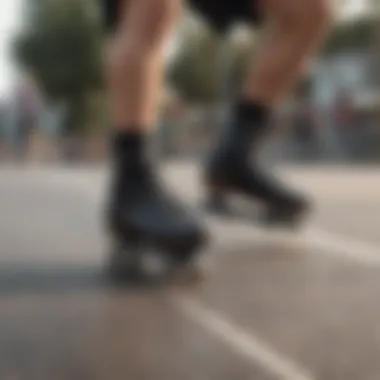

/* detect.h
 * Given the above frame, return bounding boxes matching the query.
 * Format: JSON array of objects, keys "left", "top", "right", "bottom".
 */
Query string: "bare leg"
[
  {"left": 244, "top": 0, "right": 331, "bottom": 105},
  {"left": 107, "top": 0, "right": 182, "bottom": 131},
  {"left": 105, "top": 0, "right": 206, "bottom": 283},
  {"left": 205, "top": 0, "right": 331, "bottom": 225}
]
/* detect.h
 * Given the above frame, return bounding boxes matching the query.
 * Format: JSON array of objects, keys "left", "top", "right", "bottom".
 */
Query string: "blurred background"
[
  {"left": 1, "top": 2, "right": 380, "bottom": 380},
  {"left": 0, "top": 0, "right": 379, "bottom": 164}
]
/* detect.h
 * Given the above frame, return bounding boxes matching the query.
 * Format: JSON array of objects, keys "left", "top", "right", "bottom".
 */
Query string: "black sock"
[
  {"left": 233, "top": 100, "right": 270, "bottom": 136},
  {"left": 112, "top": 130, "right": 149, "bottom": 172},
  {"left": 213, "top": 100, "right": 271, "bottom": 162}
]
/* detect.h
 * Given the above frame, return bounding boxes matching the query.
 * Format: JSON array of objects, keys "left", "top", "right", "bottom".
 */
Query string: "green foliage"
[
  {"left": 168, "top": 23, "right": 255, "bottom": 104},
  {"left": 84, "top": 90, "right": 109, "bottom": 135},
  {"left": 226, "top": 34, "right": 256, "bottom": 94},
  {"left": 322, "top": 17, "right": 373, "bottom": 55},
  {"left": 168, "top": 25, "right": 222, "bottom": 104},
  {"left": 14, "top": 0, "right": 104, "bottom": 134}
]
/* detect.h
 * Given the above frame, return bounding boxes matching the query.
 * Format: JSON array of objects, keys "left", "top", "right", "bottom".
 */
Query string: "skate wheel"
[
  {"left": 108, "top": 240, "right": 171, "bottom": 285},
  {"left": 107, "top": 240, "right": 208, "bottom": 287}
]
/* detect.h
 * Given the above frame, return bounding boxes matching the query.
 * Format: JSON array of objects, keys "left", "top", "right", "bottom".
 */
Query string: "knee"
[{"left": 304, "top": 0, "right": 331, "bottom": 33}]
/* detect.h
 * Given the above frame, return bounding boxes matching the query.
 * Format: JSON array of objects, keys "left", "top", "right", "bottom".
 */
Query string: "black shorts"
[
  {"left": 189, "top": 0, "right": 262, "bottom": 32},
  {"left": 102, "top": 0, "right": 120, "bottom": 31},
  {"left": 101, "top": 0, "right": 262, "bottom": 33}
]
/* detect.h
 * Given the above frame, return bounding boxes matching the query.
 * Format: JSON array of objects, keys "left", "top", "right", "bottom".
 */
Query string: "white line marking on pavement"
[
  {"left": 208, "top": 221, "right": 380, "bottom": 266},
  {"left": 175, "top": 296, "right": 315, "bottom": 380},
  {"left": 302, "top": 228, "right": 380, "bottom": 265},
  {"left": 238, "top": 226, "right": 380, "bottom": 266}
]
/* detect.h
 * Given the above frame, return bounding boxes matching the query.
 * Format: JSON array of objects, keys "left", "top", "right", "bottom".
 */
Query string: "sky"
[
  {"left": 339, "top": 0, "right": 370, "bottom": 18},
  {"left": 0, "top": 0, "right": 371, "bottom": 97},
  {"left": 0, "top": 0, "right": 22, "bottom": 97}
]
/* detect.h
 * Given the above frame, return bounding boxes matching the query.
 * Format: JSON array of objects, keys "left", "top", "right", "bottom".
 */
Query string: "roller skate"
[
  {"left": 203, "top": 154, "right": 310, "bottom": 229},
  {"left": 106, "top": 138, "right": 208, "bottom": 286},
  {"left": 202, "top": 101, "right": 311, "bottom": 229},
  {"left": 203, "top": 157, "right": 310, "bottom": 229}
]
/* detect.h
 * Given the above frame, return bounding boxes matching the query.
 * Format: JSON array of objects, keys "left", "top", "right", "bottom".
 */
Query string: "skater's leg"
[
  {"left": 244, "top": 0, "right": 331, "bottom": 104},
  {"left": 104, "top": 0, "right": 206, "bottom": 281},
  {"left": 218, "top": 0, "right": 331, "bottom": 150},
  {"left": 107, "top": 0, "right": 182, "bottom": 130},
  {"left": 205, "top": 0, "right": 331, "bottom": 222},
  {"left": 212, "top": 0, "right": 331, "bottom": 161}
]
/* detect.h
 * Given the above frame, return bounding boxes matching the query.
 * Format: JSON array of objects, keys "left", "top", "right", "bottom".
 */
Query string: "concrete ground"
[{"left": 0, "top": 162, "right": 379, "bottom": 380}]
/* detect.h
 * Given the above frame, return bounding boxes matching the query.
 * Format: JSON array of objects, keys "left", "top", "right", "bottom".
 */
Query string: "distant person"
[
  {"left": 293, "top": 97, "right": 320, "bottom": 160},
  {"left": 12, "top": 76, "right": 43, "bottom": 161},
  {"left": 333, "top": 88, "right": 356, "bottom": 159}
]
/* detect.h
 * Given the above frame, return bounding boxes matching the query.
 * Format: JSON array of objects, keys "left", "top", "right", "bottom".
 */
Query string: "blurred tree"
[
  {"left": 168, "top": 21, "right": 222, "bottom": 104},
  {"left": 14, "top": 0, "right": 104, "bottom": 135},
  {"left": 226, "top": 28, "right": 257, "bottom": 97},
  {"left": 371, "top": 0, "right": 380, "bottom": 156},
  {"left": 322, "top": 17, "right": 373, "bottom": 55},
  {"left": 168, "top": 14, "right": 255, "bottom": 104},
  {"left": 371, "top": 0, "right": 380, "bottom": 87}
]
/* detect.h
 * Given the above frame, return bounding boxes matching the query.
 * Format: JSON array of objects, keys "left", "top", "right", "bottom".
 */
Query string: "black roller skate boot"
[
  {"left": 203, "top": 101, "right": 310, "bottom": 228},
  {"left": 107, "top": 133, "right": 208, "bottom": 285}
]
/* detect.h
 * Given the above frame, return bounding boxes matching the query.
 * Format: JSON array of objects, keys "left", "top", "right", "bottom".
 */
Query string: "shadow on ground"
[{"left": 0, "top": 264, "right": 112, "bottom": 294}]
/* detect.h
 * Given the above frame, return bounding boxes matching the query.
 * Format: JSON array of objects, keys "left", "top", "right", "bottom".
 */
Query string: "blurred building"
[
  {"left": 0, "top": 101, "right": 6, "bottom": 157},
  {"left": 312, "top": 48, "right": 379, "bottom": 160}
]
